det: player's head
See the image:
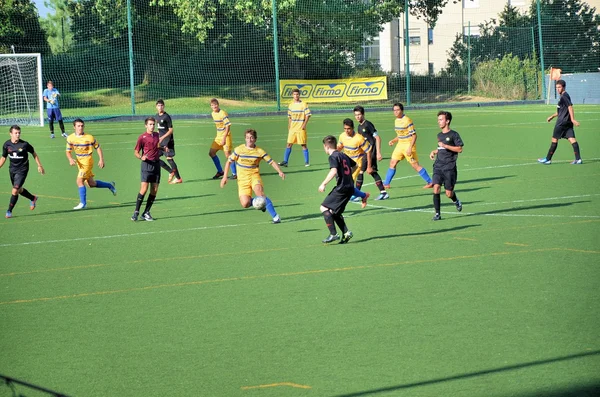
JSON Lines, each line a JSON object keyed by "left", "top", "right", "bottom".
{"left": 156, "top": 99, "right": 165, "bottom": 113}
{"left": 210, "top": 98, "right": 220, "bottom": 111}
{"left": 353, "top": 105, "right": 365, "bottom": 123}
{"left": 156, "top": 99, "right": 165, "bottom": 106}
{"left": 145, "top": 117, "right": 156, "bottom": 125}
{"left": 343, "top": 118, "right": 354, "bottom": 135}
{"left": 9, "top": 125, "right": 21, "bottom": 139}
{"left": 145, "top": 117, "right": 156, "bottom": 132}
{"left": 47, "top": 80, "right": 53, "bottom": 89}
{"left": 323, "top": 135, "right": 337, "bottom": 150}
{"left": 556, "top": 79, "right": 566, "bottom": 94}
{"left": 292, "top": 88, "right": 300, "bottom": 101}
{"left": 437, "top": 111, "right": 452, "bottom": 128}
{"left": 393, "top": 103, "right": 404, "bottom": 117}
{"left": 245, "top": 129, "right": 257, "bottom": 146}
{"left": 73, "top": 118, "right": 85, "bottom": 134}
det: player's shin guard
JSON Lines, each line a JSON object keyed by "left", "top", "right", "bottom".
{"left": 353, "top": 187, "right": 366, "bottom": 199}
{"left": 49, "top": 120, "right": 54, "bottom": 133}
{"left": 160, "top": 160, "right": 172, "bottom": 173}
{"left": 264, "top": 197, "right": 277, "bottom": 218}
{"left": 144, "top": 194, "right": 156, "bottom": 213}
{"left": 572, "top": 142, "right": 581, "bottom": 160}
{"left": 449, "top": 192, "right": 458, "bottom": 202}
{"left": 433, "top": 193, "right": 441, "bottom": 214}
{"left": 135, "top": 193, "right": 144, "bottom": 212}
{"left": 78, "top": 186, "right": 87, "bottom": 206}
{"left": 356, "top": 173, "right": 364, "bottom": 190}
{"left": 332, "top": 213, "right": 348, "bottom": 234}
{"left": 322, "top": 210, "right": 337, "bottom": 235}
{"left": 374, "top": 179, "right": 386, "bottom": 193}
{"left": 384, "top": 168, "right": 396, "bottom": 186}
{"left": 546, "top": 142, "right": 558, "bottom": 161}
{"left": 8, "top": 194, "right": 18, "bottom": 212}
{"left": 303, "top": 149, "right": 309, "bottom": 164}
{"left": 19, "top": 189, "right": 34, "bottom": 200}
{"left": 418, "top": 168, "right": 432, "bottom": 184}
{"left": 283, "top": 147, "right": 292, "bottom": 163}
{"left": 58, "top": 120, "right": 65, "bottom": 133}
{"left": 168, "top": 159, "right": 181, "bottom": 179}
{"left": 211, "top": 155, "right": 223, "bottom": 172}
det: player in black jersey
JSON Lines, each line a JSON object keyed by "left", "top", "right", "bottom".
{"left": 155, "top": 99, "right": 183, "bottom": 183}
{"left": 429, "top": 111, "right": 464, "bottom": 221}
{"left": 318, "top": 135, "right": 365, "bottom": 244}
{"left": 538, "top": 80, "right": 582, "bottom": 165}
{"left": 0, "top": 125, "right": 45, "bottom": 218}
{"left": 353, "top": 105, "right": 389, "bottom": 200}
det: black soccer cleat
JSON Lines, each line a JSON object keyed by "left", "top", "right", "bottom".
{"left": 432, "top": 213, "right": 442, "bottom": 221}
{"left": 278, "top": 161, "right": 288, "bottom": 167}
{"left": 455, "top": 200, "right": 462, "bottom": 212}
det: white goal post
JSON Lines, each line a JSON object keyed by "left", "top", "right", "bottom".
{"left": 0, "top": 53, "right": 44, "bottom": 127}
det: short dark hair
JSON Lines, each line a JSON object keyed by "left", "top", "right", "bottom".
{"left": 556, "top": 79, "right": 566, "bottom": 88}
{"left": 343, "top": 118, "right": 354, "bottom": 128}
{"left": 437, "top": 110, "right": 452, "bottom": 124}
{"left": 323, "top": 135, "right": 337, "bottom": 149}
{"left": 245, "top": 128, "right": 257, "bottom": 139}
{"left": 353, "top": 105, "right": 365, "bottom": 114}
{"left": 292, "top": 88, "right": 300, "bottom": 94}
{"left": 393, "top": 102, "right": 404, "bottom": 111}
{"left": 210, "top": 98, "right": 219, "bottom": 105}
{"left": 9, "top": 125, "right": 20, "bottom": 133}
{"left": 145, "top": 117, "right": 156, "bottom": 125}
{"left": 73, "top": 118, "right": 84, "bottom": 126}
{"left": 156, "top": 99, "right": 165, "bottom": 105}
{"left": 47, "top": 80, "right": 53, "bottom": 85}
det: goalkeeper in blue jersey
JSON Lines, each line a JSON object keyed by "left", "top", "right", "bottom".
{"left": 42, "top": 81, "right": 66, "bottom": 139}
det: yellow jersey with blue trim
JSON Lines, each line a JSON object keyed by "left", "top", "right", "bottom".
{"left": 338, "top": 131, "right": 371, "bottom": 159}
{"left": 211, "top": 109, "right": 231, "bottom": 141}
{"left": 228, "top": 144, "right": 273, "bottom": 175}
{"left": 288, "top": 100, "right": 311, "bottom": 133}
{"left": 66, "top": 133, "right": 98, "bottom": 168}
{"left": 394, "top": 115, "right": 416, "bottom": 142}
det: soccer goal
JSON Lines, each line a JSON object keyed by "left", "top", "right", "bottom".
{"left": 0, "top": 53, "right": 44, "bottom": 127}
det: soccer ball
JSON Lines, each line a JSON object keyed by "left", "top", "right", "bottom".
{"left": 252, "top": 196, "right": 267, "bottom": 211}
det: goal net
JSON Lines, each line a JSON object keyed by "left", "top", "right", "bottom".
{"left": 0, "top": 54, "right": 43, "bottom": 126}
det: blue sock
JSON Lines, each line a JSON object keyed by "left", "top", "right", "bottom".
{"left": 353, "top": 187, "right": 366, "bottom": 198}
{"left": 265, "top": 196, "right": 277, "bottom": 218}
{"left": 418, "top": 168, "right": 432, "bottom": 183}
{"left": 230, "top": 162, "right": 237, "bottom": 176}
{"left": 211, "top": 155, "right": 223, "bottom": 173}
{"left": 283, "top": 147, "right": 292, "bottom": 163}
{"left": 303, "top": 149, "right": 309, "bottom": 164}
{"left": 78, "top": 186, "right": 87, "bottom": 206}
{"left": 384, "top": 168, "right": 396, "bottom": 185}
{"left": 95, "top": 180, "right": 112, "bottom": 189}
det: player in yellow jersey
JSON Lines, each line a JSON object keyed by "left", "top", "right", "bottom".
{"left": 337, "top": 118, "right": 372, "bottom": 204}
{"left": 383, "top": 103, "right": 433, "bottom": 190}
{"left": 209, "top": 98, "right": 236, "bottom": 180}
{"left": 220, "top": 129, "right": 285, "bottom": 223}
{"left": 279, "top": 88, "right": 311, "bottom": 167}
{"left": 65, "top": 119, "right": 116, "bottom": 210}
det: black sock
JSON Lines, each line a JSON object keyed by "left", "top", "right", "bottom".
{"left": 168, "top": 159, "right": 180, "bottom": 179}
{"left": 433, "top": 193, "right": 441, "bottom": 214}
{"left": 135, "top": 193, "right": 145, "bottom": 212}
{"left": 49, "top": 120, "right": 54, "bottom": 134}
{"left": 372, "top": 173, "right": 385, "bottom": 192}
{"left": 333, "top": 213, "right": 348, "bottom": 234}
{"left": 144, "top": 194, "right": 156, "bottom": 213}
{"left": 546, "top": 142, "right": 558, "bottom": 160}
{"left": 19, "top": 188, "right": 34, "bottom": 200}
{"left": 58, "top": 120, "right": 65, "bottom": 134}
{"left": 159, "top": 160, "right": 172, "bottom": 173}
{"left": 322, "top": 210, "right": 337, "bottom": 235}
{"left": 449, "top": 192, "right": 457, "bottom": 202}
{"left": 356, "top": 174, "right": 364, "bottom": 190}
{"left": 8, "top": 194, "right": 18, "bottom": 212}
{"left": 572, "top": 142, "right": 581, "bottom": 160}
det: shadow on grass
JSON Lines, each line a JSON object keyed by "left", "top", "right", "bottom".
{"left": 386, "top": 186, "right": 488, "bottom": 200}
{"left": 353, "top": 224, "right": 481, "bottom": 244}
{"left": 463, "top": 201, "right": 587, "bottom": 217}
{"left": 161, "top": 202, "right": 303, "bottom": 220}
{"left": 333, "top": 350, "right": 600, "bottom": 397}
{"left": 459, "top": 175, "right": 516, "bottom": 184}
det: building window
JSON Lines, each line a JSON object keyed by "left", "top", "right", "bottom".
{"left": 463, "top": 0, "right": 479, "bottom": 9}
{"left": 428, "top": 63, "right": 434, "bottom": 75}
{"left": 409, "top": 36, "right": 421, "bottom": 45}
{"left": 428, "top": 28, "right": 433, "bottom": 45}
{"left": 463, "top": 25, "right": 480, "bottom": 38}
{"left": 359, "top": 36, "right": 380, "bottom": 63}
{"left": 508, "top": 0, "right": 526, "bottom": 5}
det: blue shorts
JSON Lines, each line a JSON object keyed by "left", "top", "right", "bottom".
{"left": 47, "top": 108, "right": 63, "bottom": 122}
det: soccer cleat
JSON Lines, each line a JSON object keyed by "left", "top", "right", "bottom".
{"left": 131, "top": 211, "right": 139, "bottom": 221}
{"left": 322, "top": 234, "right": 340, "bottom": 244}
{"left": 30, "top": 195, "right": 38, "bottom": 210}
{"left": 169, "top": 178, "right": 183, "bottom": 184}
{"left": 73, "top": 203, "right": 86, "bottom": 210}
{"left": 375, "top": 192, "right": 389, "bottom": 200}
{"left": 571, "top": 159, "right": 582, "bottom": 165}
{"left": 361, "top": 192, "right": 370, "bottom": 209}
{"left": 272, "top": 216, "right": 281, "bottom": 224}
{"left": 109, "top": 181, "right": 117, "bottom": 196}
{"left": 339, "top": 231, "right": 353, "bottom": 244}
{"left": 230, "top": 174, "right": 237, "bottom": 180}
{"left": 537, "top": 158, "right": 551, "bottom": 165}
{"left": 423, "top": 182, "right": 434, "bottom": 189}
{"left": 212, "top": 171, "right": 224, "bottom": 180}
{"left": 61, "top": 132, "right": 68, "bottom": 138}
{"left": 383, "top": 184, "right": 391, "bottom": 190}
{"left": 432, "top": 213, "right": 442, "bottom": 221}
{"left": 305, "top": 163, "right": 310, "bottom": 167}
{"left": 278, "top": 161, "right": 288, "bottom": 167}
{"left": 50, "top": 133, "right": 55, "bottom": 139}
{"left": 350, "top": 195, "right": 360, "bottom": 203}
{"left": 455, "top": 200, "right": 462, "bottom": 212}
{"left": 168, "top": 171, "right": 176, "bottom": 183}
{"left": 5, "top": 211, "right": 12, "bottom": 219}
{"left": 142, "top": 212, "right": 154, "bottom": 221}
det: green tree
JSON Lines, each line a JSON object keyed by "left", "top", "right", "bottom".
{"left": 40, "top": 0, "right": 74, "bottom": 54}
{"left": 0, "top": 0, "right": 50, "bottom": 54}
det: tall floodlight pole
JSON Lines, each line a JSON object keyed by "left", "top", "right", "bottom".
{"left": 127, "top": 0, "right": 135, "bottom": 115}
{"left": 536, "top": 0, "right": 546, "bottom": 100}
{"left": 404, "top": 0, "right": 410, "bottom": 105}
{"left": 272, "top": 0, "right": 281, "bottom": 111}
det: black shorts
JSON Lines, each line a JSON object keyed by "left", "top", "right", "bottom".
{"left": 552, "top": 124, "right": 575, "bottom": 140}
{"left": 10, "top": 170, "right": 28, "bottom": 189}
{"left": 321, "top": 186, "right": 353, "bottom": 214}
{"left": 160, "top": 139, "right": 175, "bottom": 158}
{"left": 432, "top": 167, "right": 457, "bottom": 191}
{"left": 141, "top": 160, "right": 161, "bottom": 183}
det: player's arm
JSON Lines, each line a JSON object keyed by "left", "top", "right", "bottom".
{"left": 568, "top": 105, "right": 580, "bottom": 127}
{"left": 270, "top": 160, "right": 285, "bottom": 180}
{"left": 221, "top": 123, "right": 231, "bottom": 145}
{"left": 66, "top": 143, "right": 76, "bottom": 166}
{"left": 406, "top": 133, "right": 417, "bottom": 155}
{"left": 96, "top": 146, "right": 105, "bottom": 169}
{"left": 158, "top": 126, "right": 174, "bottom": 146}
{"left": 33, "top": 152, "right": 45, "bottom": 174}
{"left": 0, "top": 156, "right": 6, "bottom": 168}
{"left": 374, "top": 134, "right": 382, "bottom": 161}
{"left": 388, "top": 136, "right": 398, "bottom": 146}
{"left": 429, "top": 148, "right": 438, "bottom": 160}
{"left": 547, "top": 111, "right": 558, "bottom": 122}
{"left": 318, "top": 168, "right": 338, "bottom": 192}
{"left": 220, "top": 159, "right": 232, "bottom": 188}
{"left": 439, "top": 142, "right": 463, "bottom": 153}
{"left": 301, "top": 114, "right": 311, "bottom": 130}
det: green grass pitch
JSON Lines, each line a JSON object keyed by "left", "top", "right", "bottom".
{"left": 1, "top": 105, "right": 599, "bottom": 396}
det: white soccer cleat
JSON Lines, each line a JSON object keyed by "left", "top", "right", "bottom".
{"left": 73, "top": 203, "right": 86, "bottom": 210}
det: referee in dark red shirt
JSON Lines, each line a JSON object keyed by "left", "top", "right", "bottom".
{"left": 132, "top": 117, "right": 161, "bottom": 221}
